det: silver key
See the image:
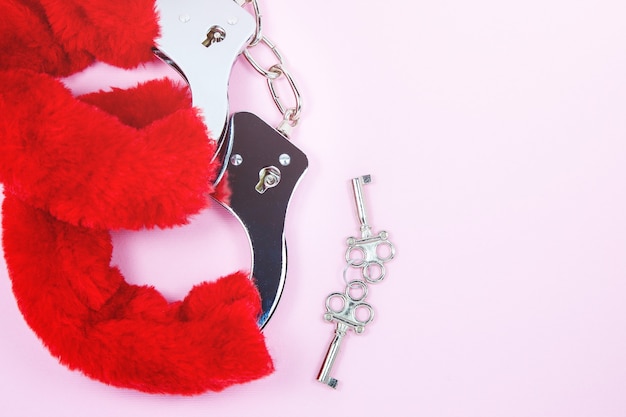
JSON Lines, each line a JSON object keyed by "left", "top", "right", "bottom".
{"left": 346, "top": 175, "right": 396, "bottom": 283}
{"left": 317, "top": 281, "right": 373, "bottom": 388}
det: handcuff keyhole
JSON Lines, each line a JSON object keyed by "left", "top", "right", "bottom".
{"left": 255, "top": 166, "right": 281, "bottom": 194}
{"left": 202, "top": 26, "right": 226, "bottom": 47}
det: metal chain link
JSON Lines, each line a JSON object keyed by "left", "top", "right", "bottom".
{"left": 237, "top": 0, "right": 303, "bottom": 137}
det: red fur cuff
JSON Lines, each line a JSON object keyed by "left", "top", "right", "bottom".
{"left": 0, "top": 0, "right": 275, "bottom": 395}
{"left": 3, "top": 196, "right": 274, "bottom": 394}
{"left": 0, "top": 0, "right": 159, "bottom": 75}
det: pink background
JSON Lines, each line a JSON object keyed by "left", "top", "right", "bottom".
{"left": 2, "top": 0, "right": 626, "bottom": 415}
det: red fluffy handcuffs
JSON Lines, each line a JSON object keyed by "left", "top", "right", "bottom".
{"left": 0, "top": 0, "right": 273, "bottom": 394}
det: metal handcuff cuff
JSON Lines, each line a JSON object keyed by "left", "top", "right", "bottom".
{"left": 154, "top": 0, "right": 307, "bottom": 327}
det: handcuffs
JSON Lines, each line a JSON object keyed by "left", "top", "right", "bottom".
{"left": 0, "top": 0, "right": 306, "bottom": 394}
{"left": 154, "top": 0, "right": 307, "bottom": 327}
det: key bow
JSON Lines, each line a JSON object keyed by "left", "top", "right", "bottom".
{"left": 324, "top": 280, "right": 374, "bottom": 334}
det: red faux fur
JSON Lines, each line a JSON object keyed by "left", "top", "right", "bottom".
{"left": 0, "top": 0, "right": 273, "bottom": 394}
{"left": 0, "top": 71, "right": 215, "bottom": 230}
{"left": 39, "top": 0, "right": 159, "bottom": 68}
{"left": 2, "top": 197, "right": 273, "bottom": 394}
{"left": 0, "top": 0, "right": 158, "bottom": 75}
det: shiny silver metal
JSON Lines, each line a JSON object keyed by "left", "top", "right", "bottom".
{"left": 278, "top": 153, "right": 291, "bottom": 166}
{"left": 317, "top": 280, "right": 374, "bottom": 388}
{"left": 255, "top": 166, "right": 282, "bottom": 194}
{"left": 238, "top": 0, "right": 303, "bottom": 137}
{"left": 267, "top": 64, "right": 303, "bottom": 132}
{"left": 346, "top": 176, "right": 396, "bottom": 283}
{"left": 317, "top": 176, "right": 397, "bottom": 388}
{"left": 324, "top": 280, "right": 374, "bottom": 332}
{"left": 317, "top": 322, "right": 347, "bottom": 389}
{"left": 244, "top": 0, "right": 263, "bottom": 46}
{"left": 242, "top": 40, "right": 302, "bottom": 137}
{"left": 154, "top": 0, "right": 255, "bottom": 140}
{"left": 152, "top": 2, "right": 307, "bottom": 330}
{"left": 351, "top": 175, "right": 372, "bottom": 237}
{"left": 220, "top": 112, "right": 308, "bottom": 327}
{"left": 202, "top": 25, "right": 227, "bottom": 47}
{"left": 243, "top": 36, "right": 284, "bottom": 79}
{"left": 156, "top": 0, "right": 303, "bottom": 137}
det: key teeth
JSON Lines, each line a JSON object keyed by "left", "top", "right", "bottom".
{"left": 317, "top": 375, "right": 339, "bottom": 389}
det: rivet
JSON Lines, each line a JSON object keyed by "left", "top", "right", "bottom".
{"left": 279, "top": 153, "right": 291, "bottom": 166}
{"left": 230, "top": 154, "right": 243, "bottom": 166}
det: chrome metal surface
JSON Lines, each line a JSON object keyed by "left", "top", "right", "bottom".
{"left": 317, "top": 176, "right": 397, "bottom": 387}
{"left": 243, "top": 36, "right": 284, "bottom": 79}
{"left": 346, "top": 175, "right": 396, "bottom": 283}
{"left": 202, "top": 26, "right": 227, "bottom": 47}
{"left": 239, "top": 0, "right": 263, "bottom": 46}
{"left": 154, "top": 0, "right": 255, "bottom": 139}
{"left": 316, "top": 322, "right": 346, "bottom": 389}
{"left": 239, "top": 0, "right": 303, "bottom": 136}
{"left": 317, "top": 281, "right": 374, "bottom": 388}
{"left": 255, "top": 166, "right": 282, "bottom": 194}
{"left": 219, "top": 112, "right": 308, "bottom": 327}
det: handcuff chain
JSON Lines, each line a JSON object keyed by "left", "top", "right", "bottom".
{"left": 237, "top": 0, "right": 302, "bottom": 137}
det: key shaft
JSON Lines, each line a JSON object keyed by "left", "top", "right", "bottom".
{"left": 317, "top": 322, "right": 349, "bottom": 388}
{"left": 351, "top": 175, "right": 372, "bottom": 238}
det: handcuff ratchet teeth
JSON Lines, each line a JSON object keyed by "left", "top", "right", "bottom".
{"left": 153, "top": 0, "right": 308, "bottom": 328}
